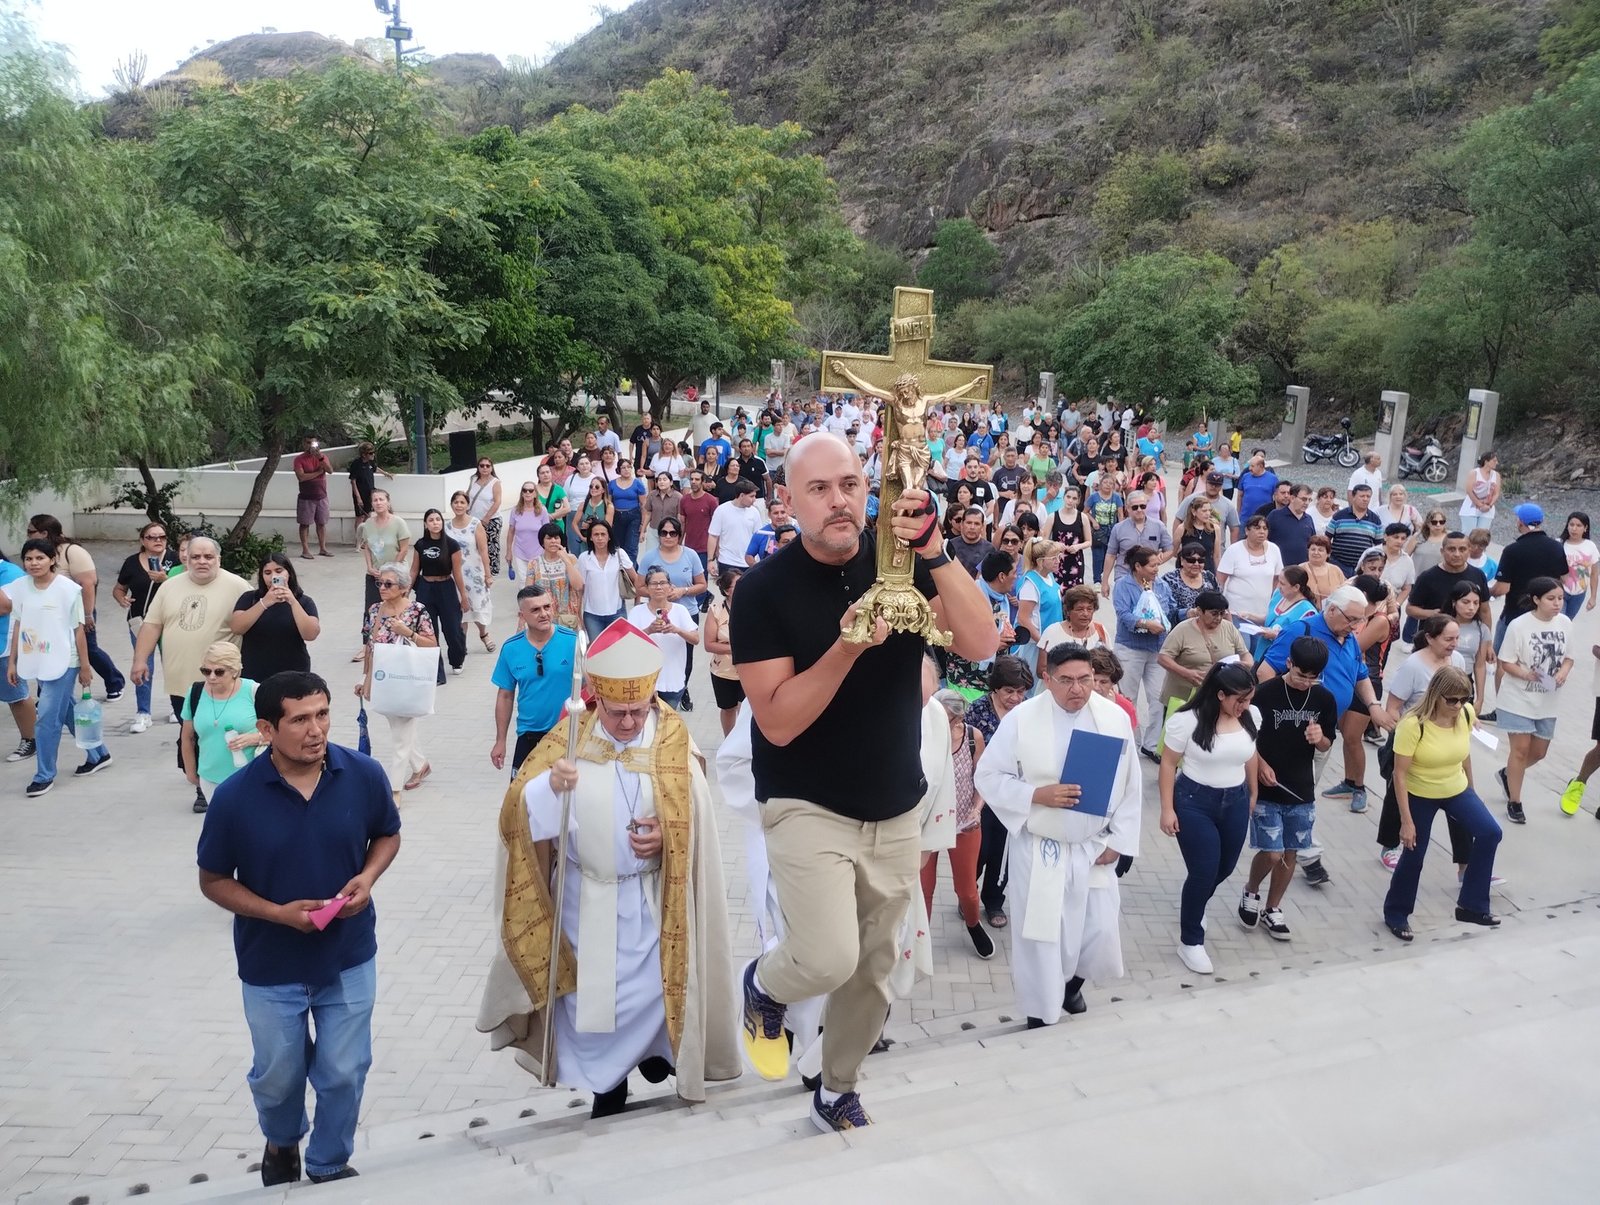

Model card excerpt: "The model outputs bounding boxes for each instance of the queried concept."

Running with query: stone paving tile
[3,535,1598,1197]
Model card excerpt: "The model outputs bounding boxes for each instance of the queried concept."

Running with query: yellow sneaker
[740,960,789,1081]
[1559,779,1584,816]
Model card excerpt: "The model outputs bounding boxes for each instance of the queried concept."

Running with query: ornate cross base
[842,578,952,648]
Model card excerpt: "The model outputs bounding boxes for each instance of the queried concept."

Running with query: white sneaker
[451,665,463,675]
[130,713,152,734]
[167,712,181,724]
[1178,943,1213,974]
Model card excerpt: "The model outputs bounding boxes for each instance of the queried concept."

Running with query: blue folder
[1059,728,1124,818]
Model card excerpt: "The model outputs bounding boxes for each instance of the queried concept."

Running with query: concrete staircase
[29,906,1600,1204]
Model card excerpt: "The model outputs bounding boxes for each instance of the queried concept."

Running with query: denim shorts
[1496,710,1556,740]
[1250,801,1315,852]
[0,674,27,706]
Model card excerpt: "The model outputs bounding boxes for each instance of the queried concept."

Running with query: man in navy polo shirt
[197,672,401,1188]
[489,584,579,776]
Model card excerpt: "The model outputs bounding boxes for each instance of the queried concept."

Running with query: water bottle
[74,691,104,750]
[224,726,248,769]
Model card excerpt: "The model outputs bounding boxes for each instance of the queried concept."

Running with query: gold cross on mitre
[819,287,993,407]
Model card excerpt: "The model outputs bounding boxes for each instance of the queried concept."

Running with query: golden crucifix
[820,287,993,647]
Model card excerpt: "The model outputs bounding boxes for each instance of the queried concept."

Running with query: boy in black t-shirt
[1239,637,1336,940]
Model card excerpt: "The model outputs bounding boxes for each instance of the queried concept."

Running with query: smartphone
[271,573,287,589]
[148,556,162,571]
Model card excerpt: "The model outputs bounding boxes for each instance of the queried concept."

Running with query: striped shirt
[1326,506,1382,576]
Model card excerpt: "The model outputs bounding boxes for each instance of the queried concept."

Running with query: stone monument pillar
[1375,390,1410,479]
[1280,386,1309,463]
[1456,389,1500,494]
[770,359,785,397]
[1038,371,1056,411]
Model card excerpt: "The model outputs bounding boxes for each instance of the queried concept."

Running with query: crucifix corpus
[820,286,993,647]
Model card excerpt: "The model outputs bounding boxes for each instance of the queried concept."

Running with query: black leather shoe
[307,1168,359,1184]
[590,1079,629,1119]
[260,1142,301,1187]
[1025,1016,1046,1029]
[638,1056,675,1084]
[1063,977,1087,1015]
[1454,906,1501,927]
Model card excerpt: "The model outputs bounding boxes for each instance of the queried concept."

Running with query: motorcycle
[1302,416,1362,469]
[1398,433,1451,483]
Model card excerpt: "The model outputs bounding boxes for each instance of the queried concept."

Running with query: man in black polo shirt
[197,672,401,1187]
[730,432,994,1134]
[946,506,994,577]
[1405,530,1488,641]
[1492,502,1568,648]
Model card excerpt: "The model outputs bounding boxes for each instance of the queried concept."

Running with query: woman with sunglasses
[410,508,468,679]
[230,554,322,684]
[566,453,600,554]
[359,562,438,795]
[113,522,181,732]
[638,515,707,707]
[505,480,552,587]
[466,456,504,580]
[1159,661,1260,974]
[1407,509,1450,574]
[1382,666,1503,940]
[180,641,265,813]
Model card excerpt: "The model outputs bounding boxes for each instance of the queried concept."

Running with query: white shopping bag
[369,643,437,718]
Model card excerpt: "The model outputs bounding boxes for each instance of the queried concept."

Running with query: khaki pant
[383,715,426,787]
[757,797,920,1092]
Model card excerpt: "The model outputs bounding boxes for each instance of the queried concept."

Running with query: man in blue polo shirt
[196,671,402,1188]
[490,584,579,776]
[1258,584,1392,884]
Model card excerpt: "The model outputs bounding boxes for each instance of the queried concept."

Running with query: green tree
[530,70,847,421]
[1299,300,1392,407]
[1091,150,1193,245]
[1232,245,1322,388]
[1052,249,1258,424]
[1540,0,1600,81]
[155,63,487,539]
[0,47,241,508]
[917,218,1001,308]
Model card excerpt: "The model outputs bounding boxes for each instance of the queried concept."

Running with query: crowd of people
[9,390,1600,1183]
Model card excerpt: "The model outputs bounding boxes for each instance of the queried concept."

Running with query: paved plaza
[3,526,1599,1200]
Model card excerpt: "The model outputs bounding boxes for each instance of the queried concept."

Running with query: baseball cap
[1514,502,1544,525]
[1205,471,1224,485]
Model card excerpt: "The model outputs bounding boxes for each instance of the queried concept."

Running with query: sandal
[1385,921,1413,943]
[986,908,1008,929]
[481,635,497,653]
[404,764,431,791]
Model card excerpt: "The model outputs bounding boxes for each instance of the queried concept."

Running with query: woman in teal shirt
[180,641,265,813]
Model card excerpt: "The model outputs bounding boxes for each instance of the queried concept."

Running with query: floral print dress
[447,517,494,626]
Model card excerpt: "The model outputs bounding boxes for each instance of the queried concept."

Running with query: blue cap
[1514,502,1544,525]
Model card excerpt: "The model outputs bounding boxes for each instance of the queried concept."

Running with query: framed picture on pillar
[1284,395,1296,423]
[1379,398,1395,435]
[1466,399,1482,441]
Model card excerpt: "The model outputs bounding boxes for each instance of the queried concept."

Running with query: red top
[294,451,329,499]
[679,491,719,553]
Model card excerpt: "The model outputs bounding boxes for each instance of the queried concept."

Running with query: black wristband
[921,551,951,571]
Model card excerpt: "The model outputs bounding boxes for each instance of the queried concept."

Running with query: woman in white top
[649,443,688,489]
[1158,661,1260,974]
[446,489,495,651]
[577,519,639,642]
[1376,484,1422,536]
[1558,510,1598,619]
[1216,514,1283,626]
[3,539,106,793]
[565,452,600,553]
[1458,451,1501,532]
[943,432,969,481]
[1496,576,1574,825]
[466,456,505,579]
[625,568,699,709]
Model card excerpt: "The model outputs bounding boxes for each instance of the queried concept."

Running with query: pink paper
[308,897,347,931]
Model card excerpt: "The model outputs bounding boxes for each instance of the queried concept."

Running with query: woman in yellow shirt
[1382,666,1503,941]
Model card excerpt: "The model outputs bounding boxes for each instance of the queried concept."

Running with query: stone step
[33,911,1598,1204]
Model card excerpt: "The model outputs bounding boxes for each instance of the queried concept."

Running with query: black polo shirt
[1495,530,1568,623]
[197,743,401,987]
[731,531,937,821]
[1410,564,1489,616]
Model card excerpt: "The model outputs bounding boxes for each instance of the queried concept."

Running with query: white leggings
[384,715,427,786]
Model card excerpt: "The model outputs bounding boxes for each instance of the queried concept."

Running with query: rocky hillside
[525,0,1557,276]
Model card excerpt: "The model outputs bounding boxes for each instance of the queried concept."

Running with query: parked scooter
[1398,433,1451,483]
[1302,416,1361,469]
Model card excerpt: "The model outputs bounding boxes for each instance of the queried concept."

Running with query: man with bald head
[729,432,995,1133]
[132,537,251,781]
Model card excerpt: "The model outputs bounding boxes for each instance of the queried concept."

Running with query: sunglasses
[1442,695,1470,705]
[660,528,681,537]
[199,667,230,677]
[1182,554,1205,563]
[534,650,545,677]
[1128,504,1147,511]
[522,488,537,493]
[377,579,400,589]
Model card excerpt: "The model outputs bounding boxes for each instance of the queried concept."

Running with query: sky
[27,0,642,97]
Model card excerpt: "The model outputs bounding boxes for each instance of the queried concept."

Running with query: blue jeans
[612,508,642,561]
[1383,788,1502,924]
[128,623,155,714]
[583,609,625,642]
[1562,591,1584,619]
[83,614,125,694]
[34,670,108,784]
[240,958,377,1178]
[1173,775,1250,946]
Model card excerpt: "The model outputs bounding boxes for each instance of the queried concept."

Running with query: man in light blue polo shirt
[1259,583,1393,884]
[489,585,578,777]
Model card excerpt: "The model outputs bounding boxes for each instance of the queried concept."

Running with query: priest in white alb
[973,643,1141,1027]
[477,618,740,1117]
